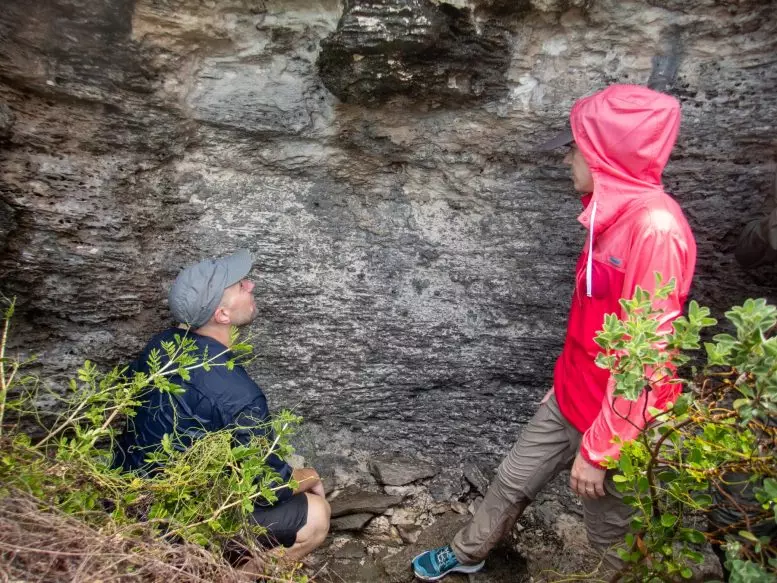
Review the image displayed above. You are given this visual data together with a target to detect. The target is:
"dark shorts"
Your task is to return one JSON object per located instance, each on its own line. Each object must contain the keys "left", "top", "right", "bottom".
{"left": 250, "top": 493, "right": 309, "bottom": 548}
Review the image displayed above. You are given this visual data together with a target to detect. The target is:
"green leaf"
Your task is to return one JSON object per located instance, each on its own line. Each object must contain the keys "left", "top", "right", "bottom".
{"left": 672, "top": 393, "right": 691, "bottom": 416}
{"left": 161, "top": 433, "right": 174, "bottom": 454}
{"left": 661, "top": 513, "right": 678, "bottom": 528}
{"left": 681, "top": 528, "right": 705, "bottom": 544}
{"left": 637, "top": 476, "right": 649, "bottom": 493}
{"left": 761, "top": 478, "right": 777, "bottom": 499}
{"left": 733, "top": 398, "right": 751, "bottom": 410}
{"left": 738, "top": 530, "right": 758, "bottom": 542}
{"left": 683, "top": 549, "right": 705, "bottom": 564}
{"left": 620, "top": 452, "right": 634, "bottom": 476}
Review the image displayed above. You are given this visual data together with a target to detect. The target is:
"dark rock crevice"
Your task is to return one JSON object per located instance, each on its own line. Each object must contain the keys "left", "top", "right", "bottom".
{"left": 319, "top": 0, "right": 513, "bottom": 107}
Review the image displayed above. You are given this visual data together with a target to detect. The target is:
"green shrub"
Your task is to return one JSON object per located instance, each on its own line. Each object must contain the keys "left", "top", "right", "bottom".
{"left": 594, "top": 277, "right": 776, "bottom": 582}
{"left": 0, "top": 297, "right": 307, "bottom": 581}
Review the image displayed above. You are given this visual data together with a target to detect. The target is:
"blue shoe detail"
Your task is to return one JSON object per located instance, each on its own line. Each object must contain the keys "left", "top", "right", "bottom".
{"left": 412, "top": 545, "right": 485, "bottom": 581}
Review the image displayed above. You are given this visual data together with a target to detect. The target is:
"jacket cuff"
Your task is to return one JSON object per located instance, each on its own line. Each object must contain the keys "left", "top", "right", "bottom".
{"left": 579, "top": 446, "right": 606, "bottom": 470}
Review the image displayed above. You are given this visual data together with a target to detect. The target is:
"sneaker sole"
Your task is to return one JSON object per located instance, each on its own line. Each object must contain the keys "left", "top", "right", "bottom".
{"left": 411, "top": 551, "right": 485, "bottom": 581}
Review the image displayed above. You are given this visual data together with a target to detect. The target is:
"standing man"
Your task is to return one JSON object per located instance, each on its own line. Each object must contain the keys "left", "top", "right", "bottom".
{"left": 412, "top": 85, "right": 697, "bottom": 581}
{"left": 115, "top": 249, "right": 330, "bottom": 562}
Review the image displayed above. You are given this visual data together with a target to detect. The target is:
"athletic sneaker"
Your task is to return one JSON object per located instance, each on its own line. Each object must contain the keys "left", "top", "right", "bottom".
{"left": 411, "top": 544, "right": 485, "bottom": 581}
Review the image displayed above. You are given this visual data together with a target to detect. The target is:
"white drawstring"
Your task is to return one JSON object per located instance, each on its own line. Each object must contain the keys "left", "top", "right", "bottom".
{"left": 586, "top": 201, "right": 598, "bottom": 298}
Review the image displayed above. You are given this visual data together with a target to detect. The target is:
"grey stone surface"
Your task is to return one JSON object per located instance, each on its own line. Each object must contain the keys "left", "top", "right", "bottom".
{"left": 329, "top": 486, "right": 404, "bottom": 517}
{"left": 330, "top": 512, "right": 375, "bottom": 532}
{"left": 396, "top": 522, "right": 422, "bottom": 544}
{"left": 370, "top": 456, "right": 439, "bottom": 486}
{"left": 312, "top": 452, "right": 368, "bottom": 491}
{"left": 332, "top": 540, "right": 366, "bottom": 559}
{"left": 288, "top": 422, "right": 379, "bottom": 492}
{"left": 0, "top": 102, "right": 13, "bottom": 142}
{"left": 0, "top": 0, "right": 776, "bottom": 473}
{"left": 321, "top": 550, "right": 385, "bottom": 583}
{"left": 428, "top": 467, "right": 467, "bottom": 502}
{"left": 463, "top": 462, "right": 492, "bottom": 496}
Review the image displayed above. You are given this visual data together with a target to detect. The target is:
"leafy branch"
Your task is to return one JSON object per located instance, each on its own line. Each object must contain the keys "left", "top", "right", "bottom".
{"left": 593, "top": 278, "right": 777, "bottom": 582}
{"left": 0, "top": 298, "right": 309, "bottom": 581}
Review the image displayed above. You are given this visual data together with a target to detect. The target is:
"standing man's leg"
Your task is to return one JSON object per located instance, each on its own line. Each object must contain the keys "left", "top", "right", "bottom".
{"left": 412, "top": 394, "right": 581, "bottom": 580}
{"left": 581, "top": 471, "right": 634, "bottom": 574}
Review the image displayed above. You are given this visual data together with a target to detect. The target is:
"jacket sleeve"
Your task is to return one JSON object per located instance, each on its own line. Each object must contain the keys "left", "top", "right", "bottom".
{"left": 233, "top": 395, "right": 294, "bottom": 504}
{"left": 580, "top": 223, "right": 691, "bottom": 468}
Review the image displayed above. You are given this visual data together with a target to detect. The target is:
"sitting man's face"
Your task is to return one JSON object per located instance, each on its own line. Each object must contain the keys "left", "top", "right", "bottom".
{"left": 219, "top": 279, "right": 257, "bottom": 327}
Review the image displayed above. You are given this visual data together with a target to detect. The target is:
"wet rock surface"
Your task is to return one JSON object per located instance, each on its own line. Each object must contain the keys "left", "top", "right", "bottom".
{"left": 1, "top": 0, "right": 776, "bottom": 471}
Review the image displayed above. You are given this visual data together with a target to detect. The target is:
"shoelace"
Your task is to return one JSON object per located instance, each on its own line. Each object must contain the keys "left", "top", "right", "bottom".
{"left": 434, "top": 546, "right": 457, "bottom": 569}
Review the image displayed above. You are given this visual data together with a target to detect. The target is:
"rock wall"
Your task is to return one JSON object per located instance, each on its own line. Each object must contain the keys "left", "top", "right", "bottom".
{"left": 1, "top": 0, "right": 776, "bottom": 464}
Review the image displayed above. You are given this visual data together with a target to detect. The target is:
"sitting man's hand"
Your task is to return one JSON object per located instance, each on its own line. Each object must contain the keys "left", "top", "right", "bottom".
{"left": 292, "top": 467, "right": 326, "bottom": 497}
{"left": 570, "top": 452, "right": 606, "bottom": 499}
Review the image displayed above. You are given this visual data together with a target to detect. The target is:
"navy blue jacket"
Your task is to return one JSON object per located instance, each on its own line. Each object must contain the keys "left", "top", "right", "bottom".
{"left": 114, "top": 327, "right": 293, "bottom": 504}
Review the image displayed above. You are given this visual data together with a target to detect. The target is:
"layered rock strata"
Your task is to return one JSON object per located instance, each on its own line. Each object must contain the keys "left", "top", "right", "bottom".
{"left": 0, "top": 0, "right": 775, "bottom": 465}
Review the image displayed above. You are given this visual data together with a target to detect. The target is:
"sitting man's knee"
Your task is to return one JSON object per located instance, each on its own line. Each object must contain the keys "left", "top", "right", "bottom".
{"left": 304, "top": 493, "right": 331, "bottom": 544}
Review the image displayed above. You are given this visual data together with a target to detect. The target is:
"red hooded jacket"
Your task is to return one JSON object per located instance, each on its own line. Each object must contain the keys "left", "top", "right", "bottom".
{"left": 552, "top": 85, "right": 697, "bottom": 468}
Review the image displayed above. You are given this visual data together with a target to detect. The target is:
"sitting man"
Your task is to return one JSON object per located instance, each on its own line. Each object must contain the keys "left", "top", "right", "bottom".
{"left": 114, "top": 249, "right": 330, "bottom": 562}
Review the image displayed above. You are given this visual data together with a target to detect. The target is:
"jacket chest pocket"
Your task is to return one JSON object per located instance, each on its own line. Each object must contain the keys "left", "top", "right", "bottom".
{"left": 576, "top": 257, "right": 617, "bottom": 300}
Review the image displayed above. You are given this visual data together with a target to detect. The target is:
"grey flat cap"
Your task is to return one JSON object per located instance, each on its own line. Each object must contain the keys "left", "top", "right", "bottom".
{"left": 168, "top": 249, "right": 253, "bottom": 328}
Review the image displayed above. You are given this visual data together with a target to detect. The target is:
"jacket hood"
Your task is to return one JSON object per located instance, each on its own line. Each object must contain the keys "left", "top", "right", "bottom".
{"left": 572, "top": 84, "right": 681, "bottom": 233}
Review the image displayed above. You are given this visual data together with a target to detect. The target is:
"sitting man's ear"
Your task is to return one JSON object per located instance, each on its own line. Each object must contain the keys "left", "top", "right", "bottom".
{"left": 212, "top": 305, "right": 231, "bottom": 326}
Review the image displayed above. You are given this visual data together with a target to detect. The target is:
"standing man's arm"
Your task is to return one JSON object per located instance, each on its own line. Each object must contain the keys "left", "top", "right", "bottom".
{"left": 571, "top": 225, "right": 692, "bottom": 499}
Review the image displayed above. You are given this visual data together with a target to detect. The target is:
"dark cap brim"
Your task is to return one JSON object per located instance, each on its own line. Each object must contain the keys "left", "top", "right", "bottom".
{"left": 535, "top": 127, "right": 573, "bottom": 151}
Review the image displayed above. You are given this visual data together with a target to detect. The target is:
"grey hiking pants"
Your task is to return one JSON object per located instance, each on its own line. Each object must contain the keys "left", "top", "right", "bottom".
{"left": 451, "top": 394, "right": 633, "bottom": 564}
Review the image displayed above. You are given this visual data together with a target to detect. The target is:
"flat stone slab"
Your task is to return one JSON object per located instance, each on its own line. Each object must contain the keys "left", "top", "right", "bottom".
{"left": 369, "top": 456, "right": 438, "bottom": 486}
{"left": 330, "top": 487, "right": 404, "bottom": 518}
{"left": 330, "top": 512, "right": 374, "bottom": 532}
{"left": 322, "top": 554, "right": 385, "bottom": 583}
{"left": 333, "top": 540, "right": 366, "bottom": 560}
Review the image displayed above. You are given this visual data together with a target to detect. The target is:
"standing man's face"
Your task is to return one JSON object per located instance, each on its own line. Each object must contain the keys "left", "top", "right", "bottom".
{"left": 563, "top": 144, "right": 594, "bottom": 194}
